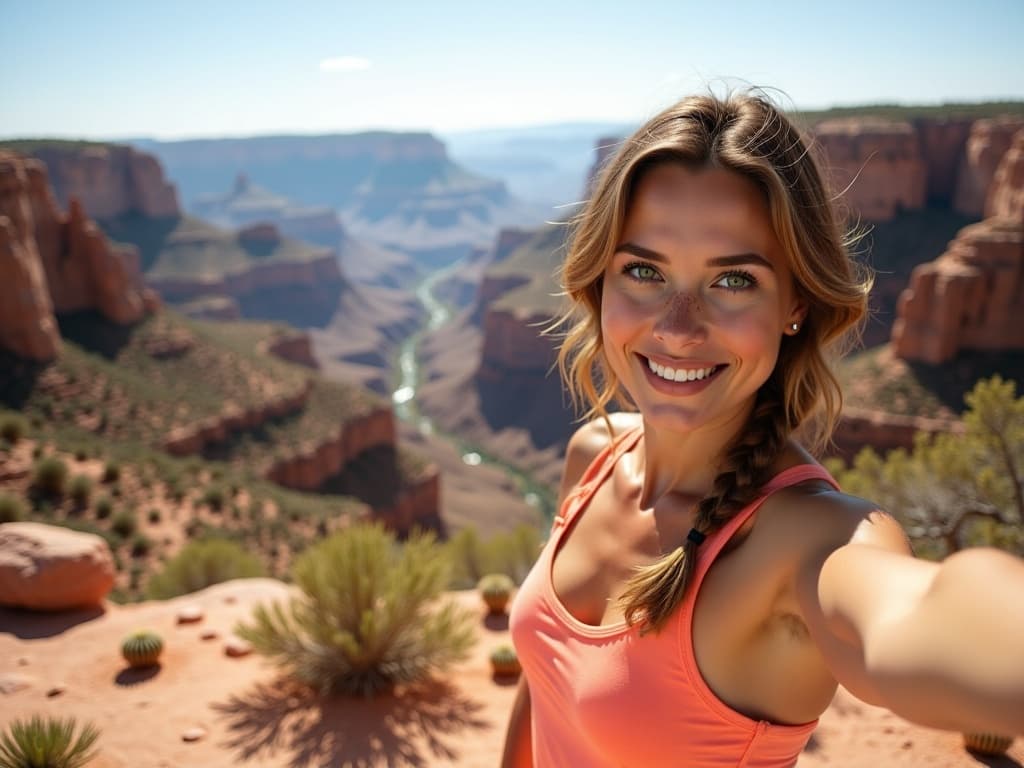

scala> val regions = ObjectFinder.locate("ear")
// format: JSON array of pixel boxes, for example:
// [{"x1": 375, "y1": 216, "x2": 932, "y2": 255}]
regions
[{"x1": 785, "y1": 298, "x2": 808, "y2": 336}]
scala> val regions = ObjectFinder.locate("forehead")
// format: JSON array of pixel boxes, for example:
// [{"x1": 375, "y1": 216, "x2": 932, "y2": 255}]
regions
[{"x1": 621, "y1": 164, "x2": 778, "y2": 253}]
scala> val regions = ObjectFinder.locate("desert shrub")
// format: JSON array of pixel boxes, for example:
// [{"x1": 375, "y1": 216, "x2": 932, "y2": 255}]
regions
[
  {"x1": 129, "y1": 534, "x2": 152, "y2": 558},
  {"x1": 202, "y1": 485, "x2": 226, "y2": 512},
  {"x1": 68, "y1": 475, "x2": 93, "y2": 508},
  {"x1": 146, "y1": 537, "x2": 265, "y2": 599},
  {"x1": 147, "y1": 508, "x2": 161, "y2": 524},
  {"x1": 0, "y1": 413, "x2": 28, "y2": 444},
  {"x1": 31, "y1": 445, "x2": 43, "y2": 460},
  {"x1": 445, "y1": 524, "x2": 542, "y2": 589},
  {"x1": 73, "y1": 448, "x2": 88, "y2": 462},
  {"x1": 0, "y1": 493, "x2": 26, "y2": 524},
  {"x1": 101, "y1": 460, "x2": 120, "y2": 483},
  {"x1": 110, "y1": 510, "x2": 137, "y2": 539},
  {"x1": 0, "y1": 714, "x2": 100, "y2": 768},
  {"x1": 31, "y1": 457, "x2": 69, "y2": 498},
  {"x1": 236, "y1": 522, "x2": 475, "y2": 697},
  {"x1": 94, "y1": 495, "x2": 114, "y2": 519}
]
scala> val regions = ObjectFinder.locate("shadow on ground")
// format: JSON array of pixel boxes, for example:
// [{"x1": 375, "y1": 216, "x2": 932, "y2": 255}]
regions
[{"x1": 212, "y1": 675, "x2": 491, "y2": 767}]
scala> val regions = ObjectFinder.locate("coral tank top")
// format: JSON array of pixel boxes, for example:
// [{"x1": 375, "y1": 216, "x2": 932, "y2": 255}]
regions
[{"x1": 509, "y1": 426, "x2": 838, "y2": 767}]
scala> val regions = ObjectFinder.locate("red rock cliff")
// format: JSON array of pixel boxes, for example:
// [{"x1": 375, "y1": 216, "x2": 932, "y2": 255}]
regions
[
  {"x1": 912, "y1": 118, "x2": 974, "y2": 205},
  {"x1": 953, "y1": 117, "x2": 1024, "y2": 217},
  {"x1": 985, "y1": 129, "x2": 1024, "y2": 219},
  {"x1": 26, "y1": 144, "x2": 180, "y2": 220},
  {"x1": 0, "y1": 152, "x2": 157, "y2": 361},
  {"x1": 813, "y1": 119, "x2": 928, "y2": 222}
]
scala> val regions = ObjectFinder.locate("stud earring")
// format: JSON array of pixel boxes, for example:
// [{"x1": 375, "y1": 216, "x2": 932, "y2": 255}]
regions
[{"x1": 790, "y1": 322, "x2": 799, "y2": 332}]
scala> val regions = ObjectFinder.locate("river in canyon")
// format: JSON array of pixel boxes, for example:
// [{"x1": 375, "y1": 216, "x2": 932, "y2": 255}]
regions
[{"x1": 390, "y1": 260, "x2": 557, "y2": 524}]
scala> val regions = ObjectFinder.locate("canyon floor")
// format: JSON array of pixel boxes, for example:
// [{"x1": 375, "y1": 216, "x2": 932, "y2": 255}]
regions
[{"x1": 1, "y1": 579, "x2": 1020, "y2": 768}]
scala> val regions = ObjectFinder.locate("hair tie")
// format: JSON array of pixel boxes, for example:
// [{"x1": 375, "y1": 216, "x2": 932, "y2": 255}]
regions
[{"x1": 686, "y1": 528, "x2": 706, "y2": 546}]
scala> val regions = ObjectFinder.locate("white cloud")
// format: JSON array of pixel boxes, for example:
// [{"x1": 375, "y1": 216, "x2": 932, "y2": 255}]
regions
[{"x1": 320, "y1": 56, "x2": 371, "y2": 73}]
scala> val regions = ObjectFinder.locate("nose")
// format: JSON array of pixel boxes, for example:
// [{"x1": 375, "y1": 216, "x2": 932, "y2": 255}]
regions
[{"x1": 653, "y1": 292, "x2": 706, "y2": 344}]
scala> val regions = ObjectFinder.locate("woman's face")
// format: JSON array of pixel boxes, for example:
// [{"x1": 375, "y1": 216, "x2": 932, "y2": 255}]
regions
[{"x1": 600, "y1": 163, "x2": 805, "y2": 435}]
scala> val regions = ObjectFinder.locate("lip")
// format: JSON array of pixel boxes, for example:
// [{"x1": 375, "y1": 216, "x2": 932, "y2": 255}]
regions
[{"x1": 635, "y1": 353, "x2": 725, "y2": 395}]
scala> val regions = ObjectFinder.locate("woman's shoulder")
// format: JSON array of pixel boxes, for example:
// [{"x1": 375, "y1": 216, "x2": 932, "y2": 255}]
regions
[{"x1": 559, "y1": 412, "x2": 642, "y2": 500}]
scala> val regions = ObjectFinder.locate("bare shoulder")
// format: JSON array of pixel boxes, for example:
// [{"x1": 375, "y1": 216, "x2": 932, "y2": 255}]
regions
[
  {"x1": 559, "y1": 412, "x2": 641, "y2": 502},
  {"x1": 759, "y1": 480, "x2": 913, "y2": 568}
]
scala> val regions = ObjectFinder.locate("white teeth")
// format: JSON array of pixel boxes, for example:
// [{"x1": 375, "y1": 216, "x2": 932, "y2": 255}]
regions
[{"x1": 646, "y1": 357, "x2": 716, "y2": 383}]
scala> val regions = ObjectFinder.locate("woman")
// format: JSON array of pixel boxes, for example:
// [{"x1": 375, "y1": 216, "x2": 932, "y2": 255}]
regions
[{"x1": 502, "y1": 91, "x2": 1024, "y2": 767}]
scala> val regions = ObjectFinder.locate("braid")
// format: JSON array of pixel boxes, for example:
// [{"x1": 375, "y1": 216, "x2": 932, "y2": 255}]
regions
[{"x1": 618, "y1": 377, "x2": 791, "y2": 634}]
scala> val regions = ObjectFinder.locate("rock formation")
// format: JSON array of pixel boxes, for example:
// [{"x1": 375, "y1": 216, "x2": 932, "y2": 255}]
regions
[
  {"x1": 911, "y1": 117, "x2": 974, "y2": 205},
  {"x1": 985, "y1": 129, "x2": 1024, "y2": 220},
  {"x1": 813, "y1": 119, "x2": 928, "y2": 222},
  {"x1": 832, "y1": 407, "x2": 964, "y2": 460},
  {"x1": 892, "y1": 131, "x2": 1024, "y2": 364},
  {"x1": 0, "y1": 152, "x2": 157, "y2": 361},
  {"x1": 0, "y1": 522, "x2": 115, "y2": 610},
  {"x1": 952, "y1": 117, "x2": 1024, "y2": 217},
  {"x1": 25, "y1": 143, "x2": 180, "y2": 220},
  {"x1": 264, "y1": 330, "x2": 319, "y2": 370}
]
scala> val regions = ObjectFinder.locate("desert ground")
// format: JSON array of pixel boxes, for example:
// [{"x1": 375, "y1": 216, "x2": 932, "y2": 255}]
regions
[{"x1": 1, "y1": 579, "x2": 1021, "y2": 767}]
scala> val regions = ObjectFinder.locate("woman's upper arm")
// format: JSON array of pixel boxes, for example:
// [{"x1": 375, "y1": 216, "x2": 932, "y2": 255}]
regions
[{"x1": 794, "y1": 501, "x2": 939, "y2": 703}]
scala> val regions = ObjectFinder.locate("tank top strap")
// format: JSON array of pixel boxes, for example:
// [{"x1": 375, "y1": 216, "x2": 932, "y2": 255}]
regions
[
  {"x1": 693, "y1": 462, "x2": 839, "y2": 576},
  {"x1": 552, "y1": 424, "x2": 644, "y2": 531}
]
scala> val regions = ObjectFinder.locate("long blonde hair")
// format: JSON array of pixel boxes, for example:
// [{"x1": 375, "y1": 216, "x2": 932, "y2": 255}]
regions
[{"x1": 554, "y1": 90, "x2": 871, "y2": 632}]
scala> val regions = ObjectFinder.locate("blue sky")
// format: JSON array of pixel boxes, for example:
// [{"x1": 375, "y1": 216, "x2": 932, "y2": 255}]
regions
[{"x1": 2, "y1": 0, "x2": 1022, "y2": 140}]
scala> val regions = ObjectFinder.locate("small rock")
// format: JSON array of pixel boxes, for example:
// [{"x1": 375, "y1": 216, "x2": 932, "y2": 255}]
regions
[
  {"x1": 176, "y1": 604, "x2": 204, "y2": 624},
  {"x1": 46, "y1": 684, "x2": 66, "y2": 697},
  {"x1": 224, "y1": 636, "x2": 253, "y2": 658},
  {"x1": 222, "y1": 595, "x2": 237, "y2": 605},
  {"x1": 181, "y1": 727, "x2": 206, "y2": 742},
  {"x1": 199, "y1": 628, "x2": 219, "y2": 641},
  {"x1": 902, "y1": 740, "x2": 913, "y2": 749},
  {"x1": 0, "y1": 673, "x2": 33, "y2": 694},
  {"x1": 16, "y1": 657, "x2": 29, "y2": 666}
]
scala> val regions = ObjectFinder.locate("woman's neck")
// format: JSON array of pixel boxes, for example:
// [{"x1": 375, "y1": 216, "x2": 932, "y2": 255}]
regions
[{"x1": 633, "y1": 405, "x2": 753, "y2": 510}]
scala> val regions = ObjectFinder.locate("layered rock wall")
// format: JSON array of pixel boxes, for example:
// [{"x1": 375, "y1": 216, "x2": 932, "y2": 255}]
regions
[
  {"x1": 26, "y1": 144, "x2": 180, "y2": 219},
  {"x1": 0, "y1": 152, "x2": 157, "y2": 361},
  {"x1": 892, "y1": 130, "x2": 1024, "y2": 364},
  {"x1": 814, "y1": 119, "x2": 928, "y2": 222},
  {"x1": 832, "y1": 407, "x2": 964, "y2": 460},
  {"x1": 952, "y1": 118, "x2": 1024, "y2": 217}
]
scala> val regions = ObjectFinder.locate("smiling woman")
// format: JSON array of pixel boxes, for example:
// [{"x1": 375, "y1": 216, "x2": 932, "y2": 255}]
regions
[{"x1": 500, "y1": 90, "x2": 1024, "y2": 768}]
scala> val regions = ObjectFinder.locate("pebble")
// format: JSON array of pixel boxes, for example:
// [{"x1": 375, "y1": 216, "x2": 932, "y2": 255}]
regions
[
  {"x1": 176, "y1": 604, "x2": 204, "y2": 624},
  {"x1": 224, "y1": 636, "x2": 253, "y2": 658},
  {"x1": 0, "y1": 673, "x2": 33, "y2": 694},
  {"x1": 46, "y1": 684, "x2": 66, "y2": 697},
  {"x1": 181, "y1": 727, "x2": 206, "y2": 742},
  {"x1": 16, "y1": 657, "x2": 30, "y2": 666},
  {"x1": 199, "y1": 628, "x2": 219, "y2": 641}
]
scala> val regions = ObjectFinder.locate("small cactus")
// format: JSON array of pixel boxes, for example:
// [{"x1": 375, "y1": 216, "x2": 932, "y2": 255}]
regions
[
  {"x1": 477, "y1": 573, "x2": 515, "y2": 615},
  {"x1": 489, "y1": 644, "x2": 521, "y2": 678},
  {"x1": 963, "y1": 733, "x2": 1013, "y2": 756},
  {"x1": 121, "y1": 629, "x2": 163, "y2": 668}
]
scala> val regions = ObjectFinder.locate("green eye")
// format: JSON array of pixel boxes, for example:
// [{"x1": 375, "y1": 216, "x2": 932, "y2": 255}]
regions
[
  {"x1": 717, "y1": 271, "x2": 756, "y2": 290},
  {"x1": 626, "y1": 264, "x2": 659, "y2": 281}
]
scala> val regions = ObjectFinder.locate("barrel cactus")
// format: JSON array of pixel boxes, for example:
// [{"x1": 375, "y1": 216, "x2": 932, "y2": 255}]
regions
[
  {"x1": 121, "y1": 629, "x2": 163, "y2": 668},
  {"x1": 477, "y1": 573, "x2": 515, "y2": 615},
  {"x1": 963, "y1": 732, "x2": 1013, "y2": 756},
  {"x1": 489, "y1": 644, "x2": 521, "y2": 678}
]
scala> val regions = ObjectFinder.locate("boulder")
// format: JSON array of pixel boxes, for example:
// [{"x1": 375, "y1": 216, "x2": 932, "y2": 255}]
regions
[{"x1": 0, "y1": 522, "x2": 115, "y2": 610}]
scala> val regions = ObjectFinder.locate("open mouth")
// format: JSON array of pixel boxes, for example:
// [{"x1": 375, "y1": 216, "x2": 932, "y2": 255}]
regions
[{"x1": 639, "y1": 354, "x2": 724, "y2": 384}]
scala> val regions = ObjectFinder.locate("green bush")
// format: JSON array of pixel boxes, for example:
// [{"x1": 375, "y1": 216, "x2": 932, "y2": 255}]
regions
[
  {"x1": 110, "y1": 510, "x2": 137, "y2": 539},
  {"x1": 202, "y1": 485, "x2": 226, "y2": 512},
  {"x1": 0, "y1": 413, "x2": 28, "y2": 445},
  {"x1": 235, "y1": 522, "x2": 476, "y2": 697},
  {"x1": 101, "y1": 462, "x2": 121, "y2": 484},
  {"x1": 129, "y1": 534, "x2": 152, "y2": 558},
  {"x1": 0, "y1": 493, "x2": 26, "y2": 524},
  {"x1": 445, "y1": 524, "x2": 541, "y2": 589},
  {"x1": 94, "y1": 495, "x2": 114, "y2": 519},
  {"x1": 31, "y1": 457, "x2": 69, "y2": 498},
  {"x1": 146, "y1": 538, "x2": 265, "y2": 599},
  {"x1": 68, "y1": 475, "x2": 93, "y2": 508},
  {"x1": 0, "y1": 714, "x2": 100, "y2": 768}
]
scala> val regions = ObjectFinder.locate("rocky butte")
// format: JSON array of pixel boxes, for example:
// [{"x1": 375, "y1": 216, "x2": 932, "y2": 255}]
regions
[
  {"x1": 892, "y1": 128, "x2": 1024, "y2": 364},
  {"x1": 0, "y1": 151, "x2": 159, "y2": 362}
]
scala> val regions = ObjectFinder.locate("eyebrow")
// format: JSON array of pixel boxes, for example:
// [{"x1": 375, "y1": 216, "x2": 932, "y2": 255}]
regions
[{"x1": 615, "y1": 242, "x2": 776, "y2": 271}]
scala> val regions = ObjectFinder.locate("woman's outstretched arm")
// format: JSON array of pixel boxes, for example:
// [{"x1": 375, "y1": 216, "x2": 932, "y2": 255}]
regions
[{"x1": 797, "y1": 506, "x2": 1024, "y2": 734}]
